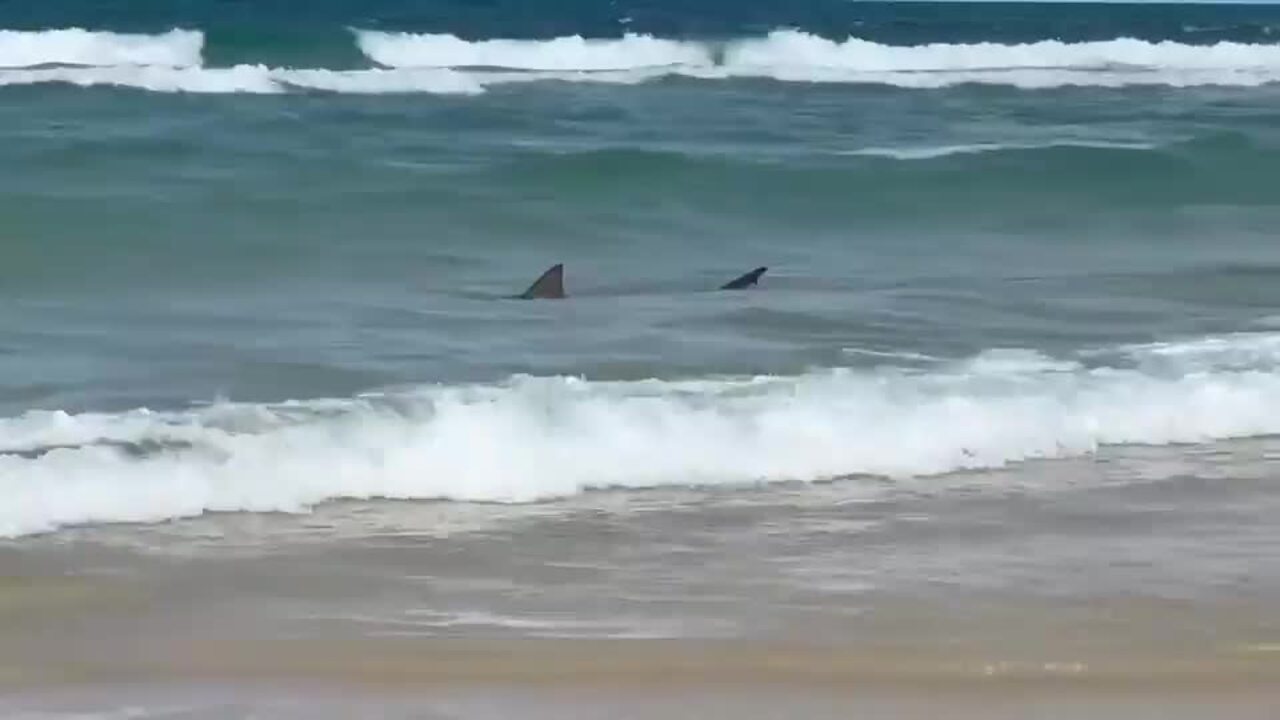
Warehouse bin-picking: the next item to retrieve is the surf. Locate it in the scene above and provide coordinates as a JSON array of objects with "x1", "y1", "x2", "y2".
[
  {"x1": 7, "y1": 334, "x2": 1280, "y2": 538},
  {"x1": 0, "y1": 28, "x2": 202, "y2": 68}
]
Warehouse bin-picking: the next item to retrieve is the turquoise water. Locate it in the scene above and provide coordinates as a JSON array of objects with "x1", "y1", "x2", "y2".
[{"x1": 5, "y1": 2, "x2": 1280, "y2": 535}]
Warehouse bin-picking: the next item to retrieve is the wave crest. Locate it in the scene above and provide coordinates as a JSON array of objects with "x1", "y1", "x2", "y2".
[
  {"x1": 7, "y1": 28, "x2": 1280, "y2": 92},
  {"x1": 723, "y1": 31, "x2": 1280, "y2": 72},
  {"x1": 0, "y1": 65, "x2": 485, "y2": 95},
  {"x1": 6, "y1": 334, "x2": 1280, "y2": 537},
  {"x1": 0, "y1": 28, "x2": 202, "y2": 68},
  {"x1": 357, "y1": 31, "x2": 711, "y2": 70},
  {"x1": 353, "y1": 29, "x2": 1280, "y2": 88}
]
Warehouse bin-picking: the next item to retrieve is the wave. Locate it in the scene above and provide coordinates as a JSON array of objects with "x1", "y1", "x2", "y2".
[
  {"x1": 273, "y1": 67, "x2": 484, "y2": 94},
  {"x1": 352, "y1": 29, "x2": 1280, "y2": 89},
  {"x1": 0, "y1": 28, "x2": 202, "y2": 68},
  {"x1": 841, "y1": 140, "x2": 1160, "y2": 161},
  {"x1": 6, "y1": 333, "x2": 1280, "y2": 537},
  {"x1": 5, "y1": 28, "x2": 1280, "y2": 92},
  {"x1": 0, "y1": 65, "x2": 485, "y2": 94},
  {"x1": 7, "y1": 63, "x2": 1275, "y2": 95},
  {"x1": 721, "y1": 31, "x2": 1280, "y2": 73},
  {"x1": 455, "y1": 134, "x2": 1273, "y2": 222},
  {"x1": 0, "y1": 65, "x2": 277, "y2": 93},
  {"x1": 357, "y1": 31, "x2": 710, "y2": 70},
  {"x1": 357, "y1": 30, "x2": 1280, "y2": 74},
  {"x1": 699, "y1": 66, "x2": 1279, "y2": 89}
]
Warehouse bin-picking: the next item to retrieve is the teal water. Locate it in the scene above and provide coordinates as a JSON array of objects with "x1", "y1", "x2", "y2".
[
  {"x1": 4, "y1": 2, "x2": 1280, "y2": 534},
  {"x1": 5, "y1": 83, "x2": 1280, "y2": 411}
]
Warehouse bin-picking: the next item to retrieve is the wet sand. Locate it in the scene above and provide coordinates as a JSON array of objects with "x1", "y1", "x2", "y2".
[
  {"x1": 3, "y1": 568, "x2": 1279, "y2": 718},
  {"x1": 3, "y1": 445, "x2": 1279, "y2": 717},
  {"x1": 3, "y1": 637, "x2": 1279, "y2": 719}
]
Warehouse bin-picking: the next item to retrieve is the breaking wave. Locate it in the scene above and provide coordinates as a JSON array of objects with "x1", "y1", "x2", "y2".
[
  {"x1": 0, "y1": 65, "x2": 485, "y2": 94},
  {"x1": 6, "y1": 333, "x2": 1280, "y2": 537},
  {"x1": 357, "y1": 31, "x2": 710, "y2": 70},
  {"x1": 720, "y1": 31, "x2": 1280, "y2": 73},
  {"x1": 355, "y1": 29, "x2": 1280, "y2": 89},
  {"x1": 360, "y1": 30, "x2": 1280, "y2": 74},
  {"x1": 0, "y1": 28, "x2": 202, "y2": 68},
  {"x1": 6, "y1": 27, "x2": 1280, "y2": 93}
]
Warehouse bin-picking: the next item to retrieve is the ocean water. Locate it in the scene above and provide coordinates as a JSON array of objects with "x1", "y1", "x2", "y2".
[{"x1": 3, "y1": 1, "x2": 1280, "y2": 716}]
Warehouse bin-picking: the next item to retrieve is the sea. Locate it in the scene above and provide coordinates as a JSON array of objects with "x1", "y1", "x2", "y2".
[{"x1": 2, "y1": 1, "x2": 1280, "y2": 717}]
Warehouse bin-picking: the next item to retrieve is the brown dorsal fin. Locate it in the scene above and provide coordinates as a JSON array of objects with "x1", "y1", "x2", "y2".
[{"x1": 518, "y1": 263, "x2": 565, "y2": 299}]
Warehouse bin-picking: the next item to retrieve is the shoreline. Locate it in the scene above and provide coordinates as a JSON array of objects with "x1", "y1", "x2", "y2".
[
  {"x1": 4, "y1": 640, "x2": 1279, "y2": 720},
  {"x1": 6, "y1": 637, "x2": 1280, "y2": 689}
]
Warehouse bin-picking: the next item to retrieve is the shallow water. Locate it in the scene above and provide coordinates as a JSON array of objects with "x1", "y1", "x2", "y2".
[{"x1": 3, "y1": 1, "x2": 1280, "y2": 715}]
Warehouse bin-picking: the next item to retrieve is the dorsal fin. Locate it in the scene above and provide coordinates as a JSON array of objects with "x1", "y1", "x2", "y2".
[
  {"x1": 518, "y1": 263, "x2": 566, "y2": 299},
  {"x1": 719, "y1": 266, "x2": 767, "y2": 290}
]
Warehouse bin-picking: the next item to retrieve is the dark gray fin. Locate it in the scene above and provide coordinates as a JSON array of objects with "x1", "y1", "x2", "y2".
[
  {"x1": 720, "y1": 266, "x2": 767, "y2": 290},
  {"x1": 518, "y1": 263, "x2": 566, "y2": 299}
]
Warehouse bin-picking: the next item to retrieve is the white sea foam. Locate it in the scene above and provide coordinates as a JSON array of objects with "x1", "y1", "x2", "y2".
[
  {"x1": 0, "y1": 65, "x2": 485, "y2": 94},
  {"x1": 7, "y1": 29, "x2": 1280, "y2": 93},
  {"x1": 6, "y1": 334, "x2": 1280, "y2": 538},
  {"x1": 0, "y1": 28, "x2": 202, "y2": 68},
  {"x1": 357, "y1": 31, "x2": 711, "y2": 70},
  {"x1": 0, "y1": 64, "x2": 279, "y2": 93},
  {"x1": 353, "y1": 29, "x2": 1280, "y2": 89},
  {"x1": 274, "y1": 67, "x2": 485, "y2": 94},
  {"x1": 12, "y1": 63, "x2": 1263, "y2": 94},
  {"x1": 721, "y1": 31, "x2": 1280, "y2": 73},
  {"x1": 357, "y1": 29, "x2": 1280, "y2": 76}
]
